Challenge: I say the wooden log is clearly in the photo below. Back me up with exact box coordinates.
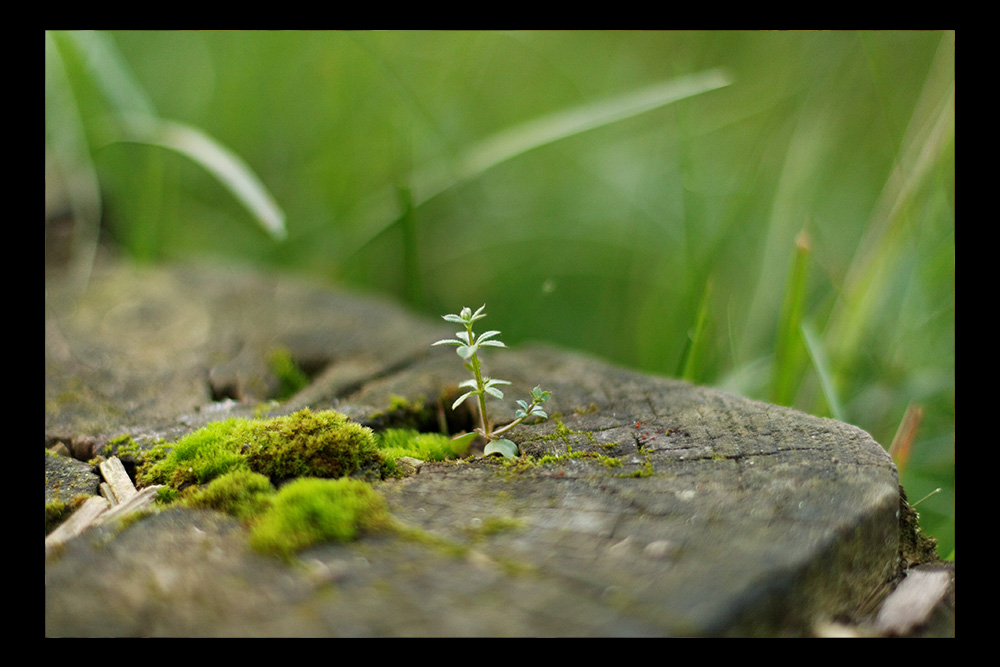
[44,261,943,637]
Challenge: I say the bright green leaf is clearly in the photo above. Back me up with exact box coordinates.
[452,391,475,411]
[450,432,479,455]
[484,438,519,459]
[432,338,461,346]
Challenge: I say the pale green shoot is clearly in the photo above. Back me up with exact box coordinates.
[433,305,550,458]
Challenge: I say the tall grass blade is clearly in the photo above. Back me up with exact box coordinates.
[116,115,287,241]
[770,230,811,406]
[396,184,424,307]
[823,31,954,371]
[801,320,844,422]
[679,280,713,382]
[421,69,733,201]
[46,30,287,244]
[52,30,156,117]
[45,32,103,292]
[344,69,733,259]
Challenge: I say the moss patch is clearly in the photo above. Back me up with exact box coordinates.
[136,417,251,489]
[179,469,275,522]
[116,410,492,559]
[249,477,390,559]
[242,409,381,484]
[136,409,383,490]
[268,347,310,400]
[45,500,74,536]
[898,485,942,567]
[376,428,456,472]
[120,410,478,559]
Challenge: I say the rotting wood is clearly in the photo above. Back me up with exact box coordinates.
[99,456,137,505]
[46,457,159,562]
[874,566,953,635]
[45,262,948,637]
[95,485,166,528]
[45,496,109,560]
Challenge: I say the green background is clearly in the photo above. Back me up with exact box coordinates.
[46,30,954,556]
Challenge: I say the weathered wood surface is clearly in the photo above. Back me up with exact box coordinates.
[44,260,926,637]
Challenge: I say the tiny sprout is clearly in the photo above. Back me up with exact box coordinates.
[433,305,551,458]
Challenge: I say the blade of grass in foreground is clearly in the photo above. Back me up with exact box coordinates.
[45,32,103,291]
[343,69,733,260]
[115,115,287,242]
[47,30,287,243]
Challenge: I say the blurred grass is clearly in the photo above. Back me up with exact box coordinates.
[45,30,954,556]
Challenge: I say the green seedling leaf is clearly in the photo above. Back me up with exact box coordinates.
[432,338,461,346]
[451,390,476,411]
[450,432,479,456]
[531,386,551,402]
[484,438,519,459]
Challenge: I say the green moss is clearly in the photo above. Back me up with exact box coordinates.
[496,448,624,479]
[476,516,523,537]
[249,477,389,559]
[377,429,455,462]
[534,417,598,454]
[617,459,655,478]
[155,486,179,504]
[268,346,310,400]
[45,500,73,536]
[114,508,154,533]
[388,394,416,412]
[365,394,438,432]
[180,469,275,521]
[107,433,142,459]
[136,417,252,489]
[898,486,942,567]
[99,410,443,559]
[243,409,381,483]
[135,409,383,491]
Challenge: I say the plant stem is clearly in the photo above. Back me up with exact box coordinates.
[490,396,545,438]
[466,326,492,439]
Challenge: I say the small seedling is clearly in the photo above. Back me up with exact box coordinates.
[433,305,550,458]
